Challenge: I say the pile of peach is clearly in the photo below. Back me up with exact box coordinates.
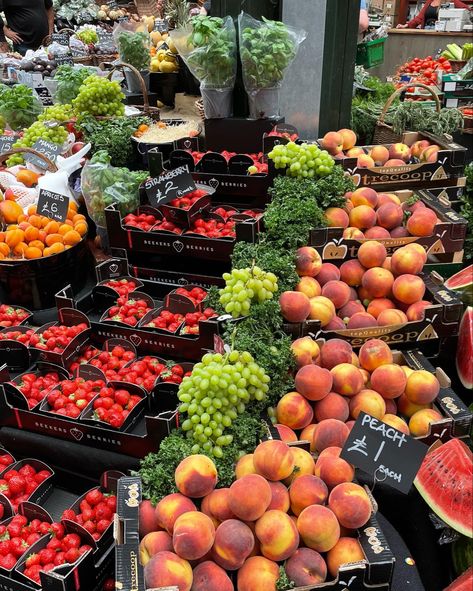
[138,446,373,591]
[326,186,438,239]
[0,203,87,260]
[280,242,432,330]
[277,337,442,440]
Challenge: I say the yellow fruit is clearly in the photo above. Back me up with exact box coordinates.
[159,60,177,73]
[157,49,167,62]
[150,59,160,73]
[167,38,177,54]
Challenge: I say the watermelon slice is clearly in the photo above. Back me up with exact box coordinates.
[414,439,473,538]
[457,307,473,390]
[445,265,473,305]
[443,567,473,591]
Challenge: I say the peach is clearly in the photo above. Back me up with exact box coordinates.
[367,298,395,319]
[357,154,375,168]
[352,352,360,366]
[378,193,401,206]
[327,537,365,578]
[349,205,377,229]
[322,280,351,309]
[401,365,414,379]
[369,146,390,166]
[314,392,350,422]
[390,226,410,238]
[362,267,394,298]
[346,147,364,158]
[309,295,336,326]
[360,368,370,385]
[343,226,365,239]
[350,187,378,209]
[228,474,271,521]
[357,241,387,268]
[140,531,173,566]
[285,448,315,484]
[402,199,426,214]
[385,158,406,166]
[291,336,320,367]
[359,339,393,371]
[286,548,327,586]
[320,338,353,369]
[406,209,437,237]
[156,493,197,534]
[358,285,371,302]
[420,144,440,163]
[391,246,424,276]
[326,316,347,330]
[172,512,215,561]
[377,203,404,230]
[331,364,364,397]
[409,408,443,437]
[175,455,218,499]
[405,242,427,264]
[235,454,256,479]
[144,551,193,591]
[296,246,322,277]
[329,482,371,529]
[346,420,356,432]
[388,143,411,162]
[256,510,300,561]
[321,131,344,155]
[204,488,235,522]
[297,505,340,552]
[139,500,159,538]
[267,481,290,512]
[295,364,333,401]
[279,291,311,323]
[191,561,233,591]
[326,207,349,228]
[406,300,431,321]
[313,418,350,452]
[364,226,391,239]
[405,370,440,404]
[347,312,378,329]
[377,308,408,326]
[253,440,295,481]
[392,274,425,305]
[274,424,298,443]
[410,139,430,159]
[339,129,357,150]
[315,454,355,490]
[382,413,410,435]
[397,393,432,418]
[212,519,255,570]
[296,276,321,299]
[382,256,392,271]
[237,556,279,591]
[338,300,365,321]
[317,263,341,286]
[340,259,366,287]
[350,389,386,420]
[370,364,407,399]
[289,474,328,516]
[277,391,314,430]
[300,424,318,452]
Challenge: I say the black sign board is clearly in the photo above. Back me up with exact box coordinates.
[153,19,169,33]
[37,189,70,222]
[340,412,428,494]
[106,0,119,8]
[24,139,62,169]
[51,32,69,46]
[97,29,114,44]
[0,135,17,154]
[35,86,54,106]
[144,165,197,207]
[55,53,74,67]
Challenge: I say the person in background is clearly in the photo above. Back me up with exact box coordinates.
[0,0,54,55]
[397,0,472,29]
[360,0,369,33]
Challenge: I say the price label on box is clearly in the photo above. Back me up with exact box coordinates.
[51,32,69,46]
[35,85,54,106]
[0,135,17,155]
[24,139,62,170]
[55,53,74,67]
[144,165,197,207]
[37,189,70,222]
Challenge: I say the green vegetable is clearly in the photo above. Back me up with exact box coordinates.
[462,43,473,61]
[117,31,150,71]
[75,28,98,45]
[461,162,473,262]
[0,84,43,131]
[54,65,93,104]
[443,43,463,61]
[389,102,464,137]
[276,566,295,590]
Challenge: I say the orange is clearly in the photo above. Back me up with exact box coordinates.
[17,214,27,224]
[43,243,65,256]
[63,230,81,246]
[44,221,60,235]
[27,204,37,216]
[58,224,71,236]
[68,201,78,213]
[65,244,72,250]
[6,229,25,249]
[13,241,28,256]
[74,222,88,237]
[18,221,30,231]
[0,253,5,260]
[40,217,50,228]
[38,230,47,243]
[0,201,23,224]
[28,240,44,251]
[7,225,18,231]
[28,215,43,229]
[45,233,64,247]
[0,232,5,242]
[16,169,40,188]
[24,226,39,242]
[72,214,86,224]
[25,246,43,259]
[0,243,10,256]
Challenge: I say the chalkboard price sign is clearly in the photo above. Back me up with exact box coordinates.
[35,86,54,106]
[341,412,428,494]
[55,53,74,67]
[106,0,119,8]
[37,189,70,223]
[51,32,69,46]
[24,139,62,170]
[0,135,17,155]
[144,165,197,207]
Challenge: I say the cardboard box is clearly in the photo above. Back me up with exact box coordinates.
[442,75,473,98]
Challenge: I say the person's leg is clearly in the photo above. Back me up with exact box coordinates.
[12,43,29,56]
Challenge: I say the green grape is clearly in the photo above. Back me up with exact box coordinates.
[268,141,335,179]
[219,267,278,318]
[72,75,125,118]
[6,120,68,166]
[38,104,74,124]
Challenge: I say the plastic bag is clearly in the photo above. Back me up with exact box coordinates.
[170,16,237,90]
[113,21,150,72]
[0,84,43,131]
[238,13,306,92]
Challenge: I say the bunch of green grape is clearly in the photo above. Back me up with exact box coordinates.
[7,121,67,166]
[72,75,125,117]
[179,350,270,457]
[219,266,278,318]
[75,29,98,45]
[268,141,335,179]
[38,104,74,123]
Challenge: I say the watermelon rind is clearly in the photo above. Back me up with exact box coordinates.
[453,536,473,576]
[414,439,473,539]
[445,265,473,305]
[456,307,473,390]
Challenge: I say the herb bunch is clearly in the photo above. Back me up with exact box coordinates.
[54,65,93,104]
[117,31,150,71]
[0,84,43,131]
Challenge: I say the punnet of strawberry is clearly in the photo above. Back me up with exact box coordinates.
[92,386,142,428]
[0,514,55,571]
[143,310,184,332]
[29,324,88,354]
[89,346,136,376]
[61,488,116,541]
[173,286,207,305]
[0,304,30,328]
[0,464,52,511]
[68,345,100,372]
[23,533,92,584]
[123,212,161,231]
[0,329,35,345]
[105,296,153,327]
[46,378,106,418]
[181,309,217,335]
[185,217,236,238]
[0,452,14,471]
[102,279,139,297]
[167,188,209,210]
[13,371,62,409]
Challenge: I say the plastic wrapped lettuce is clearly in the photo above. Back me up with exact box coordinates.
[81,150,147,227]
[0,84,43,131]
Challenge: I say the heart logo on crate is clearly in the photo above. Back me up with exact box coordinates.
[109,264,119,273]
[130,334,142,347]
[178,277,189,285]
[184,139,191,149]
[70,428,84,441]
[173,240,184,253]
[209,178,219,190]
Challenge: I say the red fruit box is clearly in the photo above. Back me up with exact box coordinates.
[159,185,213,228]
[92,277,144,311]
[28,308,91,368]
[100,292,155,329]
[139,307,186,334]
[83,338,138,378]
[0,326,35,372]
[310,189,467,262]
[0,304,32,329]
[164,284,210,312]
[0,459,54,511]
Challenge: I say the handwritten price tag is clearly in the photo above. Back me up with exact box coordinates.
[24,139,62,170]
[144,165,197,207]
[37,189,70,223]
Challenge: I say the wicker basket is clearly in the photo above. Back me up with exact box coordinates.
[0,148,58,172]
[449,60,467,73]
[373,82,441,145]
[42,27,74,47]
[134,0,161,18]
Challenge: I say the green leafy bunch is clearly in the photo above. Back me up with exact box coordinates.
[240,17,296,90]
[117,30,150,71]
[54,65,94,104]
[0,84,43,131]
[461,162,473,261]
